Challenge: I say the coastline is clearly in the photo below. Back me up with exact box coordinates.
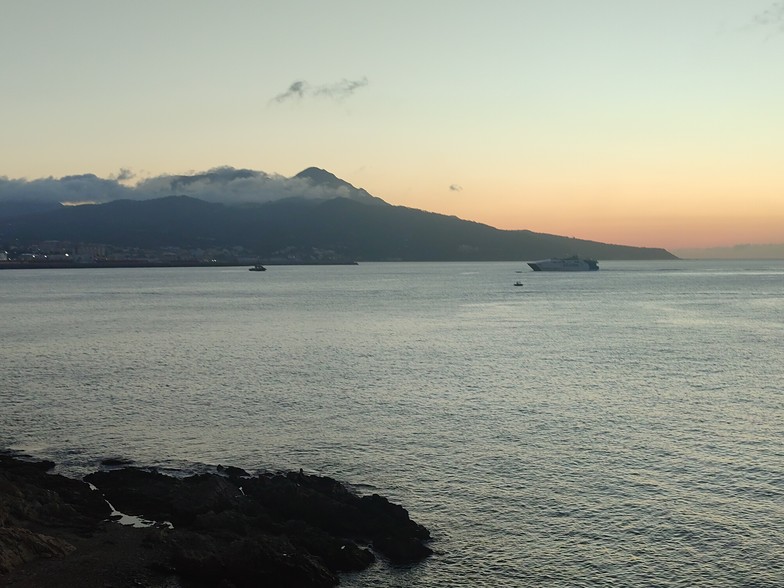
[0,454,431,587]
[0,260,358,270]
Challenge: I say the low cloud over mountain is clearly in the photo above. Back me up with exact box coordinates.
[0,167,378,206]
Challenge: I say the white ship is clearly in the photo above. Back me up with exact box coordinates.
[527,256,599,272]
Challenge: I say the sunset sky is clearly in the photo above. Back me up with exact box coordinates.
[2,1,783,250]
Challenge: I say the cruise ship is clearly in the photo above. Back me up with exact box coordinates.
[527,256,599,272]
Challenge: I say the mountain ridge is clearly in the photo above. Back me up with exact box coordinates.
[294,167,388,206]
[0,168,677,261]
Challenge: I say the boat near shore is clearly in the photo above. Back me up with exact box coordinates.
[527,256,599,272]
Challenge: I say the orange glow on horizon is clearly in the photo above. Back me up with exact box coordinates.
[369,172,784,251]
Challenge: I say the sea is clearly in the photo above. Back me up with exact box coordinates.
[1,260,782,587]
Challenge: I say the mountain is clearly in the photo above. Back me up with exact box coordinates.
[0,201,63,219]
[294,167,388,206]
[0,169,676,261]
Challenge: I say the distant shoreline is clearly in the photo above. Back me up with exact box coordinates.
[0,260,359,270]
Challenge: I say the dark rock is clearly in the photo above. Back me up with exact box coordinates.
[0,454,110,576]
[85,468,179,521]
[99,457,135,467]
[359,492,432,540]
[239,471,433,564]
[217,464,250,479]
[175,473,245,522]
[373,535,434,564]
[283,519,375,572]
[169,530,339,587]
[85,468,245,526]
[3,456,433,586]
[0,527,75,574]
[0,457,56,472]
[1,454,111,531]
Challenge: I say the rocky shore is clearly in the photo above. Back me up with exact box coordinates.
[0,454,432,587]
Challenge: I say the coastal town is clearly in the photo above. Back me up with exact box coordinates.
[0,241,357,268]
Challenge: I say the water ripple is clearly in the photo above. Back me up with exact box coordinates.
[1,261,782,587]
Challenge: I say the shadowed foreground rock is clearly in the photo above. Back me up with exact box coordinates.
[0,455,432,587]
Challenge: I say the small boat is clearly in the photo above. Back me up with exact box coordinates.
[527,256,598,272]
[249,264,267,272]
[514,281,523,286]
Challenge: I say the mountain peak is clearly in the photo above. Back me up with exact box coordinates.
[294,167,353,191]
[294,167,388,207]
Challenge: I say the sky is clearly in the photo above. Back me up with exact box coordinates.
[1,0,783,251]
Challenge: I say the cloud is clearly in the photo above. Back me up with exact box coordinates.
[449,184,463,192]
[751,1,784,31]
[273,77,368,103]
[313,77,369,99]
[0,174,133,204]
[274,80,308,102]
[113,168,136,182]
[0,167,365,206]
[134,167,307,204]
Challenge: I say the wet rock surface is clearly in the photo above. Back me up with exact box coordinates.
[0,454,432,587]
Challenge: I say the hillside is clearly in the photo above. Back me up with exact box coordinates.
[0,169,676,261]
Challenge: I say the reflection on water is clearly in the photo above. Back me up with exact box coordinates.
[1,261,783,587]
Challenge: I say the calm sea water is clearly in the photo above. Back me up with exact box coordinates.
[2,260,783,587]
